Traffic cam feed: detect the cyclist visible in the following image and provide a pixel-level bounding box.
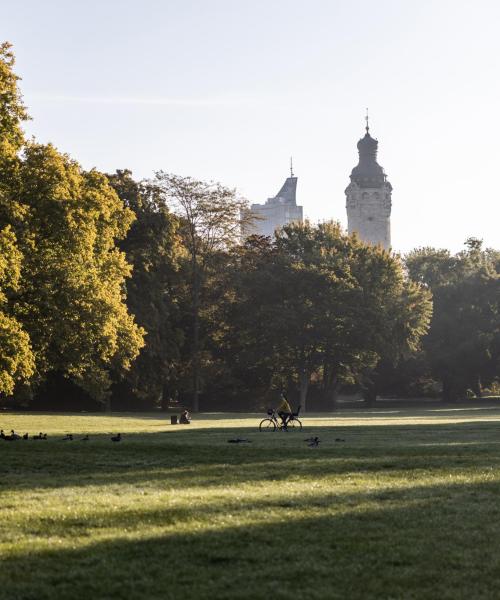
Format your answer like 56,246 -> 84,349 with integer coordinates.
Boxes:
276,392 -> 293,430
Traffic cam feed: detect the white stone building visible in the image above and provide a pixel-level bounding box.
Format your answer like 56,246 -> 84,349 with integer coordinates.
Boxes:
345,123 -> 392,250
247,173 -> 303,237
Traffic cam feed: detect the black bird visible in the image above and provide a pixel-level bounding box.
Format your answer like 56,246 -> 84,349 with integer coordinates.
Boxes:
307,437 -> 320,447
111,433 -> 121,442
42,433 -> 48,440
81,435 -> 89,441
22,433 -> 29,440
10,430 -> 21,440
0,430 -> 5,439
227,438 -> 252,444
33,432 -> 43,440
62,434 -> 73,441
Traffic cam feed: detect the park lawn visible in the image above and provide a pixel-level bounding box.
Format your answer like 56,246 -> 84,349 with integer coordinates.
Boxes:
1,408 -> 500,599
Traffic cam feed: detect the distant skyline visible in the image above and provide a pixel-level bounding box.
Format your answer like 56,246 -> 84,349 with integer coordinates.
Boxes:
3,0 -> 500,253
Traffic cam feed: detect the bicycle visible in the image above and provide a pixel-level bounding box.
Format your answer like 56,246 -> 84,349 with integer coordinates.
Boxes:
259,407 -> 302,432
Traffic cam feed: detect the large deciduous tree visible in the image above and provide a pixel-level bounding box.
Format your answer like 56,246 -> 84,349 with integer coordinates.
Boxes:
0,42 -> 145,404
108,170 -> 184,408
220,222 -> 432,411
0,42 -> 34,395
154,173 -> 250,411
13,144 -> 145,402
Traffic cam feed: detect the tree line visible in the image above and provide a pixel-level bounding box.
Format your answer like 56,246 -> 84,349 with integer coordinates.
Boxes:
0,43 -> 499,411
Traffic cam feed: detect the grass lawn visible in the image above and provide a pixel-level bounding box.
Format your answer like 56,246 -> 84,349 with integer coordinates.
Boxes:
2,406 -> 500,599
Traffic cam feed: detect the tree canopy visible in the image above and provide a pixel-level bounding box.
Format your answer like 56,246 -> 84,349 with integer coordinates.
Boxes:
216,222 -> 432,410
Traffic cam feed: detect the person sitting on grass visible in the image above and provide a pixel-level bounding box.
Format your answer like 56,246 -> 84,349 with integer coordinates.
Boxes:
277,392 -> 292,429
179,409 -> 191,424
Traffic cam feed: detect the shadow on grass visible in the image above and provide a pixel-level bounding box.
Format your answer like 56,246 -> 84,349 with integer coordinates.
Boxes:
2,478 -> 500,599
2,421 -> 500,495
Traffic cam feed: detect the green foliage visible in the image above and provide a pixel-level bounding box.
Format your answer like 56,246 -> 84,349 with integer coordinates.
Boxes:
0,44 -> 34,395
0,42 -> 28,159
0,226 -> 34,394
406,239 -> 500,400
154,173 -> 251,410
11,144 -> 145,400
217,222 -> 432,410
108,170 -> 184,407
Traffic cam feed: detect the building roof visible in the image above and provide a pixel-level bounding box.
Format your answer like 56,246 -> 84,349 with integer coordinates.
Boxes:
350,129 -> 389,189
265,176 -> 298,206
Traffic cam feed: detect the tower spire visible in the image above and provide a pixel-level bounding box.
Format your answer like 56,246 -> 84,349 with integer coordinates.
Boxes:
365,107 -> 370,133
290,156 -> 294,178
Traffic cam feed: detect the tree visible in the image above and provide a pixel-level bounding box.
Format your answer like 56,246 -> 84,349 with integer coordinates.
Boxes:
154,173 -> 250,411
0,43 -> 145,406
0,42 -> 34,396
107,170 -> 184,408
406,239 -> 500,401
220,222 -> 432,411
12,143 -> 145,402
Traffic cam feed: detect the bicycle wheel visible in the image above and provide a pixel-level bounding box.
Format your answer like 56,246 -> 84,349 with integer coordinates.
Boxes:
259,418 -> 276,432
287,417 -> 302,431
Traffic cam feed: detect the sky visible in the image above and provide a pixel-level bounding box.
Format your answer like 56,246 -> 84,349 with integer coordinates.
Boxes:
2,0 -> 500,253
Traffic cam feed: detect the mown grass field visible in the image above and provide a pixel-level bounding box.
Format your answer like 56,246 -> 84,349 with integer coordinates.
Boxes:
2,406 -> 500,599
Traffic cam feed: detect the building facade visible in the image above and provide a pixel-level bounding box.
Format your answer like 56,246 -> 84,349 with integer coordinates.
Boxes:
345,123 -> 392,250
247,173 -> 303,237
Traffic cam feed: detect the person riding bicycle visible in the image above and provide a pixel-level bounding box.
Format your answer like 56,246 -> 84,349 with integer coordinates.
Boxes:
277,392 -> 293,429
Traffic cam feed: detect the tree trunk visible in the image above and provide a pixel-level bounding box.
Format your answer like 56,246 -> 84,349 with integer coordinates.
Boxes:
329,381 -> 339,411
191,260 -> 201,412
325,375 -> 339,411
299,369 -> 309,413
322,361 -> 339,411
472,376 -> 482,398
442,377 -> 454,402
363,384 -> 378,407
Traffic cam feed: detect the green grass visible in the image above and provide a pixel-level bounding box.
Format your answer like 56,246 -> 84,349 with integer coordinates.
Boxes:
2,406 -> 500,599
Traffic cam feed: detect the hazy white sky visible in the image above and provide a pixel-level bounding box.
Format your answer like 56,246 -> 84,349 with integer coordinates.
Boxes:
3,0 -> 500,252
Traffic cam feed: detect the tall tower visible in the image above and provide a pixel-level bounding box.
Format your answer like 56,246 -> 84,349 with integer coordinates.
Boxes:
345,116 -> 392,250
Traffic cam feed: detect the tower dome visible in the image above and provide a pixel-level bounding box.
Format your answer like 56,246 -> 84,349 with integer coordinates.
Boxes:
350,130 -> 389,189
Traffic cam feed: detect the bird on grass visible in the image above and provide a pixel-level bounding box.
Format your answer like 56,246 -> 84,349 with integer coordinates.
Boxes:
1,430 -> 14,441
62,434 -> 73,441
33,432 -> 47,440
306,437 -> 320,447
111,433 -> 121,442
227,438 -> 252,444
22,433 -> 29,440
81,435 -> 89,441
1,430 -> 18,441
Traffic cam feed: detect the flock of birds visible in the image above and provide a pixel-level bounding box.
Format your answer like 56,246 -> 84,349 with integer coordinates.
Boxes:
1,430 -> 122,442
3,430 -> 342,448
